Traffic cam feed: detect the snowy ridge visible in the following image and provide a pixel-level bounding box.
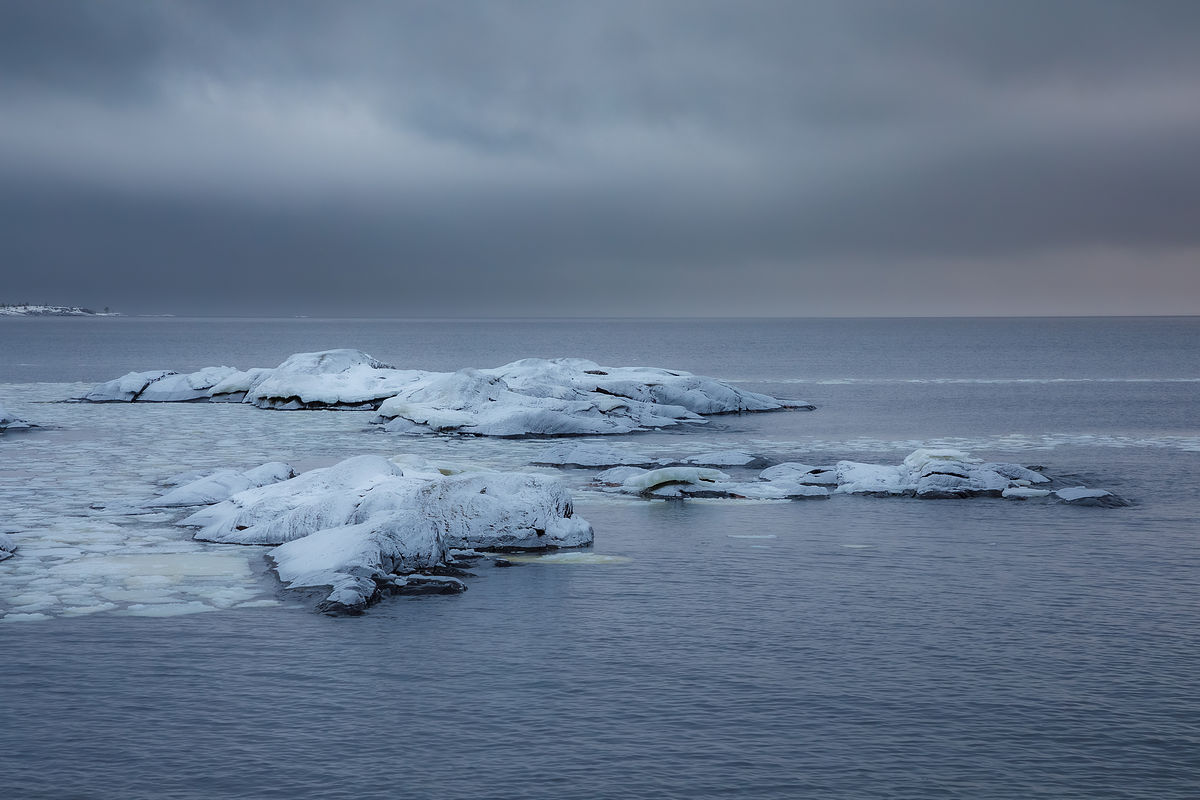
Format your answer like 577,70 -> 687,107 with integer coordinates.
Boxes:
81,349 -> 811,436
173,454 -> 593,614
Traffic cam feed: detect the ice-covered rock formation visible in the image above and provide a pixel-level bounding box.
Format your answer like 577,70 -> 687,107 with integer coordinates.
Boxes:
832,448 -> 1047,499
0,402 -> 33,431
146,462 -> 295,507
604,448 -> 1126,504
81,350 -> 809,436
173,454 -> 592,613
606,466 -> 830,500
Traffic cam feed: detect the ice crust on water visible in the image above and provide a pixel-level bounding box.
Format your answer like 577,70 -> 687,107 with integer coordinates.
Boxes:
82,349 -> 808,436
533,442 -> 663,468
1054,486 -> 1129,506
533,443 -> 766,470
605,448 -> 1121,504
147,462 -> 295,507
0,401 -> 33,431
174,454 -> 593,613
682,451 -> 765,467
0,532 -> 16,562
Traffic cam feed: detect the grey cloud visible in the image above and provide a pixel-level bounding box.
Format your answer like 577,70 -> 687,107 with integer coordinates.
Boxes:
1,1 -> 1199,315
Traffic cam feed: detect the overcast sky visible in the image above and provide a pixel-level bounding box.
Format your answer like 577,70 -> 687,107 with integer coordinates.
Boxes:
2,1 -> 1198,316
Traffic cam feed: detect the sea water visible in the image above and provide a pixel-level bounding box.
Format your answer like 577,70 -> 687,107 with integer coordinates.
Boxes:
1,317 -> 1198,798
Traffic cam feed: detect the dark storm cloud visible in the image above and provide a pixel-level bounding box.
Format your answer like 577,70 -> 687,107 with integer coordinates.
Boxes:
2,0 -> 1199,315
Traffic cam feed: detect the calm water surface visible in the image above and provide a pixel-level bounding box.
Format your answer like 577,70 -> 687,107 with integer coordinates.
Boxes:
1,317 -> 1198,799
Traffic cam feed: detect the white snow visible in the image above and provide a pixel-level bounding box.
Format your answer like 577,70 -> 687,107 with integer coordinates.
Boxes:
136,366 -> 239,402
620,467 -> 731,493
593,466 -> 652,486
244,349 -> 422,409
84,370 -> 176,402
902,448 -> 981,472
81,350 -> 806,437
758,463 -> 837,485
171,454 -> 593,612
834,462 -> 907,495
182,455 -> 406,545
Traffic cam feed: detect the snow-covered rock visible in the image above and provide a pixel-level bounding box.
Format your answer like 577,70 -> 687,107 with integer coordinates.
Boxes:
169,454 -> 592,613
833,451 -> 1055,499
376,368 -> 661,436
593,466 -> 652,486
758,463 -> 837,485
81,350 -> 808,437
146,462 -> 294,507
0,402 -> 33,431
605,449 -> 1119,504
83,370 -> 175,402
834,462 -> 907,495
609,464 -> 829,500
136,366 -> 239,403
271,515 -> 448,613
621,467 -> 731,494
182,455 -> 407,545
243,349 -> 420,410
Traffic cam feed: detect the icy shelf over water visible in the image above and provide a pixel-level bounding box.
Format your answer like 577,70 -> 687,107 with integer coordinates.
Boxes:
81,349 -> 811,436
0,401 -> 34,431
177,454 -> 593,614
600,447 -> 1129,504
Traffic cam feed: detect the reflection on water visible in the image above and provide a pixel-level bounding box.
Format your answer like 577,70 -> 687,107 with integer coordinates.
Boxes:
2,318 -> 1199,798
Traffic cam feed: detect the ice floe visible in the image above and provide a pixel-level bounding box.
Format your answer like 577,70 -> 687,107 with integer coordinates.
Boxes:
0,532 -> 16,562
173,454 -> 593,613
602,448 -> 1125,504
1054,486 -> 1128,507
0,401 -> 34,431
81,350 -> 810,436
532,442 -> 663,468
682,450 -> 767,468
146,462 -> 295,507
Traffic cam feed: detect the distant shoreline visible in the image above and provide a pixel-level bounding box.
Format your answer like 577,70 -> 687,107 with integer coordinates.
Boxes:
0,305 -> 119,317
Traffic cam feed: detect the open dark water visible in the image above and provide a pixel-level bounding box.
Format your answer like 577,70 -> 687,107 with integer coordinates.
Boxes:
2,317 -> 1199,799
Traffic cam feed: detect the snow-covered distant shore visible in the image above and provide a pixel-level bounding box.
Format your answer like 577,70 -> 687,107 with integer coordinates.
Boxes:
0,304 -> 118,317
